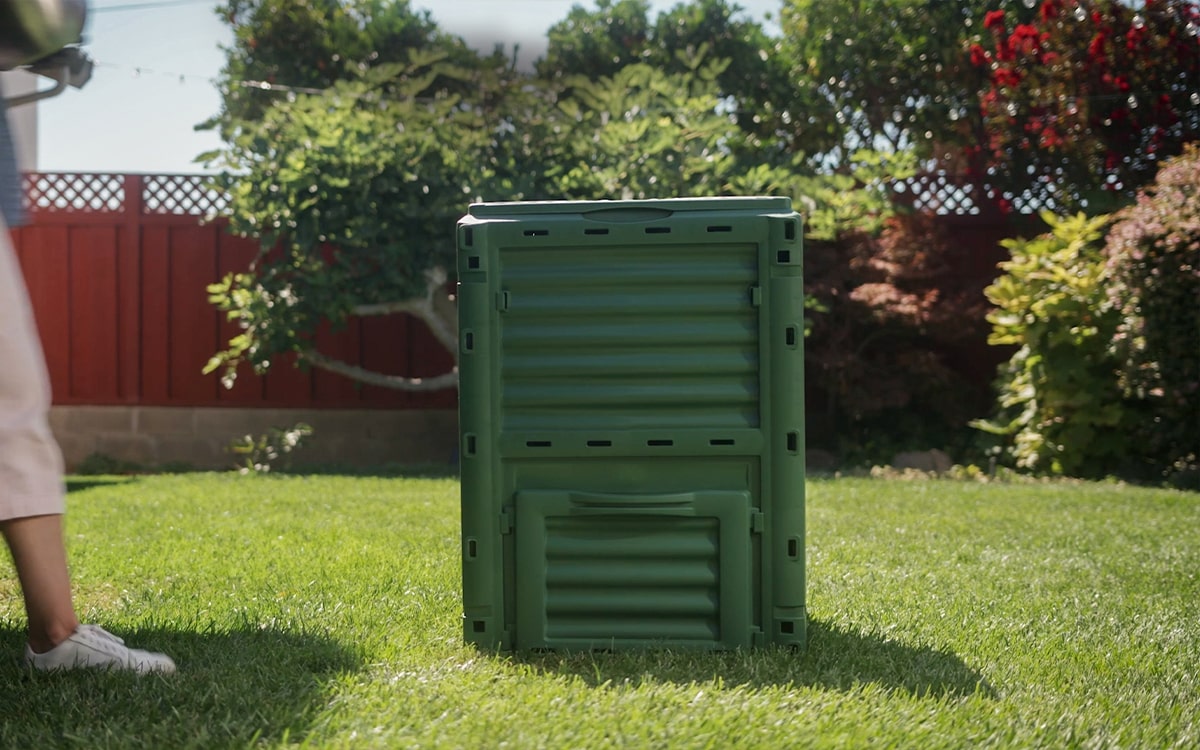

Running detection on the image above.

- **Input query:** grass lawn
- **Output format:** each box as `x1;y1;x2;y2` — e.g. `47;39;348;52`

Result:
0;473;1196;749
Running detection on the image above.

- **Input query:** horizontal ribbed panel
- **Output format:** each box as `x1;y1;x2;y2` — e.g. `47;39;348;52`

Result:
500;244;759;432
542;517;720;642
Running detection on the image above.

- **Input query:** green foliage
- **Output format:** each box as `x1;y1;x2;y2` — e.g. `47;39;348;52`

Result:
538;0;654;82
539;0;791;150
205;56;485;383
203;2;810;388
209;0;481;137
227;422;313;474
785;149;919;240
1104;144;1200;484
549;62;748;199
201;0;1013;445
779;0;992;168
974;211;1139;477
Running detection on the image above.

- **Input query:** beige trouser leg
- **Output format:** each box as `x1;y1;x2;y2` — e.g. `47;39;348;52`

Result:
0;215;78;651
0;215;66;520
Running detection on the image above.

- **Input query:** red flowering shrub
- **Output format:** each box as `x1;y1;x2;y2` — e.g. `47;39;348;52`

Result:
970;0;1200;211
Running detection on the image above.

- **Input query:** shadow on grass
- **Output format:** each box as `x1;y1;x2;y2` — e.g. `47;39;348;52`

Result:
272;462;460;480
0;625;360;747
65;476;139;494
511;618;994;699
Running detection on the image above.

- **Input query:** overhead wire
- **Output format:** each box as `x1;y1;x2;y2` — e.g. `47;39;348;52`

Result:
92;0;216;12
87;53;1198;123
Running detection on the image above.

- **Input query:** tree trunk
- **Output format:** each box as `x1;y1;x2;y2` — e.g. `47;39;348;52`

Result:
299;266;459;391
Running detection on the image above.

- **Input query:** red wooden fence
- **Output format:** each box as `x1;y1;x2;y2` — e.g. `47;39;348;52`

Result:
11;172;1027;411
11;173;456;409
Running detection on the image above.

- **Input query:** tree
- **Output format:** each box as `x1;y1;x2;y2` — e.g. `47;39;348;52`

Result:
204;0;547;392
205;57;489;391
537;0;656;82
205;0;806;394
538;0;791;161
208;0;484;138
970;0;1200;211
202;0;970;419
778;0;994;170
548;61;753;200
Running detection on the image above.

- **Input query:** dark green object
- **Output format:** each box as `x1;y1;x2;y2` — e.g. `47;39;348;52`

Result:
457;197;805;650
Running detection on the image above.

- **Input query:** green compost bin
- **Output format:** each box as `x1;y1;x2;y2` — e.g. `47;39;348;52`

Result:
456;197;806;651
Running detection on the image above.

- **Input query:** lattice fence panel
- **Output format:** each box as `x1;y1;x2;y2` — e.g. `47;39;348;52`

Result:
143;174;228;216
23;171;1057;219
24;173;126;213
1005;183;1061;214
894;174;985;215
893;173;1058;216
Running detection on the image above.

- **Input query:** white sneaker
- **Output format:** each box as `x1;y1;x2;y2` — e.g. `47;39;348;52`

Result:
25;625;176;674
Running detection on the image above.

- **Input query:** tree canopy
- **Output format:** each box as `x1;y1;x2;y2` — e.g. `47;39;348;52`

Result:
208;0;484;138
204;0;815;391
203;0;1200;399
778;0;995;168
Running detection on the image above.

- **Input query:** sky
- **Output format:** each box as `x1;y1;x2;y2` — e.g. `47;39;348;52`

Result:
29;0;784;174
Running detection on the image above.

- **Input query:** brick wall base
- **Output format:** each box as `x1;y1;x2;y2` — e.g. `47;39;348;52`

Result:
48;406;459;472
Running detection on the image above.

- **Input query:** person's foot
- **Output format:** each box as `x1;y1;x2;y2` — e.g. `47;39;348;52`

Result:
25;625;176;674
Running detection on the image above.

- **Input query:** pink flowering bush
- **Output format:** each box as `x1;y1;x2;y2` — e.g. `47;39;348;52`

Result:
1105;144;1200;484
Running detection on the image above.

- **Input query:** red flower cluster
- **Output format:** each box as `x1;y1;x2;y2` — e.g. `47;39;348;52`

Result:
1009;24;1043;55
971;0;1199;209
1125;24;1147;53
993;69;1023;88
1039;128;1065;150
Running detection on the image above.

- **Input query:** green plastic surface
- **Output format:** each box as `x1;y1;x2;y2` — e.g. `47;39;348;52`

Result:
457;197;805;650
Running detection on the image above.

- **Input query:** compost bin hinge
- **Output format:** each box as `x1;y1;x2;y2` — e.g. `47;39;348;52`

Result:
499;508;514;534
496;290;511;312
750;510;765;534
749;286;762;307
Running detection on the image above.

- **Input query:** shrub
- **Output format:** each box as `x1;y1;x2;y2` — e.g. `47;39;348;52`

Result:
1104;144;1200;484
227;423;314;474
805;212;993;461
973;212;1141;478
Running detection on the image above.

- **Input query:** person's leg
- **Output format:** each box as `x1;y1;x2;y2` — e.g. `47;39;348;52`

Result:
1;213;174;674
1;515;78;653
0;214;78;652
